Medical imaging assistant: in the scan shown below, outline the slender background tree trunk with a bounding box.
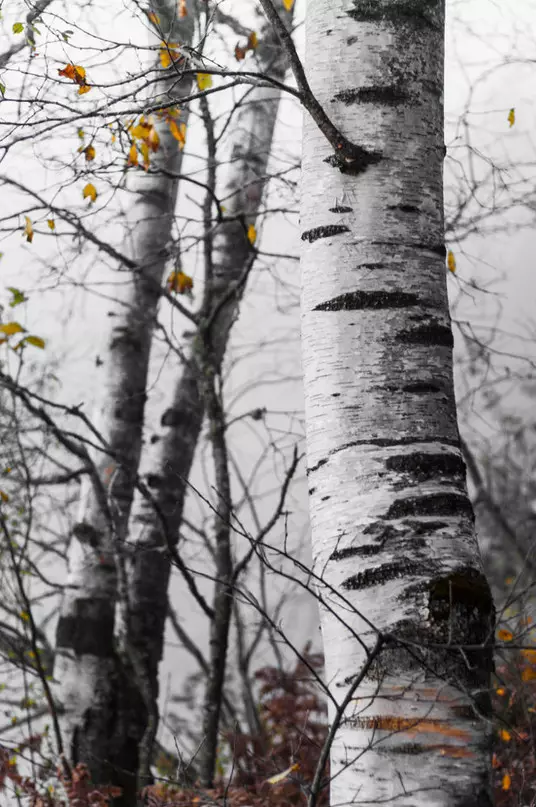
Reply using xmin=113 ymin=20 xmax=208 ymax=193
xmin=300 ymin=1 xmax=494 ymax=805
xmin=53 ymin=1 xmax=195 ymax=797
xmin=125 ymin=0 xmax=295 ymax=785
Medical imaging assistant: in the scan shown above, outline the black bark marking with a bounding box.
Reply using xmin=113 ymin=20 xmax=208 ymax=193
xmin=146 ymin=473 xmax=163 ymax=488
xmin=414 ymin=242 xmax=447 ymax=257
xmin=347 ymin=0 xmax=442 ymax=31
xmin=396 ymin=322 xmax=454 ymax=348
xmin=329 ymin=205 xmax=353 ymax=213
xmin=385 ymin=492 xmax=474 ymax=520
xmin=387 ymin=204 xmax=420 ymax=214
xmin=301 ymin=224 xmax=350 ymax=243
xmin=347 ymin=36 xmax=358 ymax=45
xmin=314 ymin=290 xmax=420 ymax=311
xmin=56 ymin=600 xmax=114 ymax=657
xmin=323 ymin=148 xmax=382 ymax=175
xmin=307 ymin=457 xmax=328 ymax=475
xmin=386 ymin=452 xmax=466 ymax=479
xmin=334 ymin=86 xmax=408 ymax=106
xmin=330 ymin=544 xmax=382 ymax=561
xmin=402 ymin=519 xmax=449 ymax=535
xmin=342 ymin=560 xmax=432 ymax=590
xmin=308 ymin=486 xmax=316 ymax=496
xmin=402 ymin=381 xmax=442 ymax=394
xmin=321 ymin=495 xmax=331 ymax=501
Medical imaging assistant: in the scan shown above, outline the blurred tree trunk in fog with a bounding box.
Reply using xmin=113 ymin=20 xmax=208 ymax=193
xmin=53 ymin=1 xmax=195 ymax=799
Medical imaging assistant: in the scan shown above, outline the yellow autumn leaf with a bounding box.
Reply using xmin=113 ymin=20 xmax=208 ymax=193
xmin=502 ymin=772 xmax=511 ymax=791
xmin=23 ymin=216 xmax=33 ymax=243
xmin=140 ymin=141 xmax=150 ymax=170
xmin=167 ymin=270 xmax=193 ymax=294
xmin=78 ymin=84 xmax=91 ymax=95
xmin=82 ymin=183 xmax=97 ymax=202
xmin=266 ymin=763 xmax=299 ymax=785
xmin=0 ymin=490 xmax=9 ymax=503
xmin=248 ymin=31 xmax=258 ymax=50
xmin=22 ymin=335 xmax=46 ymax=349
xmin=0 ymin=322 xmax=26 ymax=336
xmin=169 ymin=119 xmax=187 ymax=149
xmin=160 ymin=42 xmax=182 ymax=69
xmin=147 ymin=125 xmax=160 ymax=152
xmin=507 ymin=108 xmax=515 ymax=128
xmin=497 ymin=628 xmax=513 ymax=642
xmin=127 ymin=142 xmax=138 ymax=167
xmin=521 ymin=666 xmax=536 ymax=682
xmin=147 ymin=10 xmax=160 ymax=25
xmin=282 ymin=0 xmax=295 ymax=10
xmin=247 ymin=224 xmax=256 ymax=245
xmin=84 ymin=144 xmax=96 ymax=161
xmin=47 ymin=219 xmax=55 ymax=230
xmin=447 ymin=249 xmax=456 ymax=274
xmin=197 ymin=73 xmax=213 ymax=91
xmin=499 ymin=729 xmax=511 ymax=742
xmin=20 ymin=611 xmax=30 ymax=622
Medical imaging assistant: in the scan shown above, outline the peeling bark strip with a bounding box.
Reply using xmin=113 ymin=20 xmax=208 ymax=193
xmin=301 ymin=224 xmax=350 ymax=242
xmin=301 ymin=0 xmax=493 ymax=802
xmin=329 ymin=205 xmax=353 ymax=213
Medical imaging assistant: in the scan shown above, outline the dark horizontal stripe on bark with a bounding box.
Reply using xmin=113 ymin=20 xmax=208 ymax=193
xmin=301 ymin=224 xmax=350 ymax=243
xmin=334 ymin=86 xmax=408 ymax=105
xmin=342 ymin=559 xmax=434 ymax=590
xmin=414 ymin=242 xmax=447 ymax=257
xmin=346 ymin=0 xmax=442 ymax=31
xmin=395 ymin=322 xmax=453 ymax=348
xmin=385 ymin=451 xmax=466 ymax=479
xmin=56 ymin=600 xmax=114 ymax=656
xmin=330 ymin=544 xmax=382 ymax=561
xmin=329 ymin=205 xmax=353 ymax=213
xmin=402 ymin=381 xmax=442 ymax=394
xmin=357 ymin=262 xmax=388 ymax=271
xmin=385 ymin=492 xmax=474 ymax=520
xmin=387 ymin=204 xmax=421 ymax=214
xmin=313 ymin=290 xmax=420 ymax=311
xmin=307 ymin=437 xmax=460 ymax=474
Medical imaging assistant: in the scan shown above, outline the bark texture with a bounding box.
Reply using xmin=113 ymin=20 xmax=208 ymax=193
xmin=125 ymin=0 xmax=294 ymax=781
xmin=300 ymin=2 xmax=494 ymax=805
xmin=53 ymin=1 xmax=195 ymax=798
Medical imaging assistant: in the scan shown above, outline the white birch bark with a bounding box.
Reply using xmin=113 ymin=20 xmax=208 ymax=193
xmin=125 ymin=0 xmax=294 ymax=761
xmin=300 ymin=2 xmax=494 ymax=805
xmin=53 ymin=1 xmax=195 ymax=792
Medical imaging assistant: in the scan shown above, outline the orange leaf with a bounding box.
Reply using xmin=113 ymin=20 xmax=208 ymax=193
xmin=78 ymin=83 xmax=91 ymax=95
xmin=83 ymin=145 xmax=96 ymax=161
xmin=167 ymin=270 xmax=193 ymax=294
xmin=499 ymin=729 xmax=511 ymax=742
xmin=169 ymin=119 xmax=187 ymax=149
xmin=82 ymin=183 xmax=97 ymax=203
xmin=179 ymin=0 xmax=188 ymax=17
xmin=502 ymin=772 xmax=511 ymax=791
xmin=521 ymin=666 xmax=536 ymax=682
xmin=127 ymin=142 xmax=138 ymax=167
xmin=247 ymin=31 xmax=258 ymax=50
xmin=497 ymin=629 xmax=513 ymax=642
xmin=235 ymin=43 xmax=247 ymax=61
xmin=147 ymin=10 xmax=160 ymax=25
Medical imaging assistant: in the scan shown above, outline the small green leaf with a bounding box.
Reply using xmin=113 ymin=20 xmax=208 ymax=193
xmin=0 ymin=83 xmax=5 ymax=98
xmin=8 ymin=288 xmax=26 ymax=308
xmin=12 ymin=22 xmax=24 ymax=34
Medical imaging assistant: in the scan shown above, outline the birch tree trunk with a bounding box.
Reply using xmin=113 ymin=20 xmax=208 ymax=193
xmin=125 ymin=1 xmax=294 ymax=778
xmin=300 ymin=1 xmax=494 ymax=805
xmin=53 ymin=1 xmax=195 ymax=794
